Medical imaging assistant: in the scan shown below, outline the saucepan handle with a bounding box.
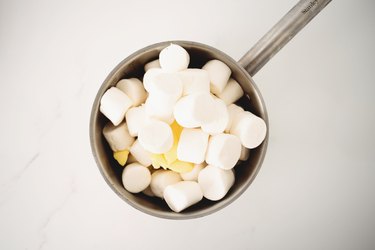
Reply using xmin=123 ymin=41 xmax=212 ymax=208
xmin=239 ymin=0 xmax=332 ymax=77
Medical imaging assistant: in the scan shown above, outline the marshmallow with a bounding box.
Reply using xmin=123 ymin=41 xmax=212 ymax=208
xmin=144 ymin=95 xmax=175 ymax=124
xmin=138 ymin=120 xmax=173 ymax=154
xmin=149 ymin=72 xmax=183 ymax=102
xmin=122 ymin=163 xmax=151 ymax=193
xmin=144 ymin=59 xmax=161 ymax=72
xmin=201 ymin=98 xmax=229 ymax=135
xmin=178 ymin=69 xmax=210 ymax=95
xmin=216 ymin=78 xmax=244 ymax=105
xmin=225 ymin=104 xmax=244 ymax=133
xmin=100 ymin=87 xmax=133 ymax=126
xmin=177 ymin=128 xmax=209 ymax=164
xmin=159 ymin=44 xmax=189 ymax=72
xmin=163 ymin=181 xmax=203 ymax=213
xmin=239 ymin=146 xmax=250 ymax=161
xmin=173 ymin=93 xmax=216 ymax=128
xmin=102 ymin=121 xmax=135 ymax=151
xmin=230 ymin=111 xmax=267 ymax=149
xmin=129 ymin=139 xmax=152 ymax=167
xmin=206 ymin=134 xmax=241 ymax=170
xmin=150 ymin=170 xmax=182 ymax=198
xmin=143 ymin=68 xmax=163 ymax=92
xmin=202 ymin=60 xmax=231 ymax=95
xmin=116 ymin=78 xmax=148 ymax=107
xmin=198 ymin=165 xmax=235 ymax=201
xmin=125 ymin=105 xmax=149 ymax=137
xmin=180 ymin=163 xmax=206 ymax=181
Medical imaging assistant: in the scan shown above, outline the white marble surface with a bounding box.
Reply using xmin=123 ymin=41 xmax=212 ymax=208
xmin=1 ymin=0 xmax=375 ymax=249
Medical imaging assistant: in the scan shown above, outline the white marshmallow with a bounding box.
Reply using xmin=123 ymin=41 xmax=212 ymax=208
xmin=102 ymin=121 xmax=135 ymax=151
xmin=144 ymin=95 xmax=175 ymax=124
xmin=138 ymin=120 xmax=173 ymax=154
xmin=173 ymin=93 xmax=216 ymax=128
xmin=177 ymin=128 xmax=209 ymax=164
xmin=173 ymin=95 xmax=200 ymax=128
xmin=116 ymin=78 xmax=147 ymax=107
xmin=163 ymin=181 xmax=203 ymax=213
xmin=149 ymin=72 xmax=183 ymax=102
xmin=230 ymin=111 xmax=267 ymax=149
xmin=150 ymin=170 xmax=182 ymax=198
xmin=180 ymin=163 xmax=206 ymax=181
xmin=144 ymin=59 xmax=161 ymax=72
xmin=159 ymin=44 xmax=189 ymax=72
xmin=125 ymin=105 xmax=149 ymax=137
xmin=225 ymin=104 xmax=244 ymax=133
xmin=100 ymin=87 xmax=133 ymax=126
xmin=198 ymin=165 xmax=235 ymax=201
xmin=122 ymin=163 xmax=151 ymax=193
xmin=240 ymin=146 xmax=250 ymax=161
xmin=206 ymin=133 xmax=241 ymax=170
xmin=143 ymin=68 xmax=163 ymax=92
xmin=202 ymin=60 xmax=231 ymax=95
xmin=129 ymin=139 xmax=152 ymax=167
xmin=178 ymin=69 xmax=210 ymax=96
xmin=201 ymin=98 xmax=229 ymax=135
xmin=216 ymin=78 xmax=244 ymax=105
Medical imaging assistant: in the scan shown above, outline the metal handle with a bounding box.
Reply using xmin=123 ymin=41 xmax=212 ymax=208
xmin=239 ymin=0 xmax=332 ymax=77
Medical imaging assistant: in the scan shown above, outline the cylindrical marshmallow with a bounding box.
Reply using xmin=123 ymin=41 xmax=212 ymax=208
xmin=150 ymin=170 xmax=182 ymax=198
xmin=122 ymin=163 xmax=151 ymax=193
xmin=144 ymin=59 xmax=161 ymax=72
xmin=125 ymin=105 xmax=149 ymax=137
xmin=129 ymin=139 xmax=152 ymax=167
xmin=201 ymin=98 xmax=229 ymax=135
xmin=159 ymin=44 xmax=189 ymax=72
xmin=198 ymin=165 xmax=235 ymax=201
xmin=205 ymin=133 xmax=241 ymax=170
xmin=178 ymin=69 xmax=210 ymax=96
xmin=116 ymin=78 xmax=148 ymax=107
xmin=102 ymin=121 xmax=135 ymax=151
xmin=239 ymin=146 xmax=250 ymax=161
xmin=230 ymin=111 xmax=267 ymax=149
xmin=173 ymin=93 xmax=216 ymax=128
xmin=163 ymin=181 xmax=203 ymax=213
xmin=143 ymin=68 xmax=164 ymax=92
xmin=202 ymin=60 xmax=231 ymax=95
xmin=225 ymin=104 xmax=244 ymax=133
xmin=216 ymin=78 xmax=244 ymax=105
xmin=144 ymin=95 xmax=175 ymax=124
xmin=173 ymin=95 xmax=200 ymax=128
xmin=148 ymin=72 xmax=183 ymax=102
xmin=100 ymin=87 xmax=133 ymax=126
xmin=177 ymin=128 xmax=209 ymax=164
xmin=180 ymin=163 xmax=206 ymax=181
xmin=138 ymin=120 xmax=173 ymax=154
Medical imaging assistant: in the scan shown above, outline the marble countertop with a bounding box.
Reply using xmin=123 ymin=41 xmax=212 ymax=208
xmin=1 ymin=0 xmax=374 ymax=249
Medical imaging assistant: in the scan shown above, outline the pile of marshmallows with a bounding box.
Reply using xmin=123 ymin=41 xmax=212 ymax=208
xmin=100 ymin=44 xmax=267 ymax=213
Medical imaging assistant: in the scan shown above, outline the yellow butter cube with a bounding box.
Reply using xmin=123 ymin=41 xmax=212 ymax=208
xmin=170 ymin=120 xmax=183 ymax=141
xmin=164 ymin=143 xmax=178 ymax=164
xmin=113 ymin=150 xmax=129 ymax=166
xmin=151 ymin=154 xmax=168 ymax=170
xmin=164 ymin=121 xmax=183 ymax=164
xmin=167 ymin=160 xmax=194 ymax=173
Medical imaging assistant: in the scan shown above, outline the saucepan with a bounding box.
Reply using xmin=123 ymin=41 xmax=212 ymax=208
xmin=90 ymin=0 xmax=331 ymax=219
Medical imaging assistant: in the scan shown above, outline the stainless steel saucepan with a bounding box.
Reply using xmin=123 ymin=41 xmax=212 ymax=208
xmin=90 ymin=0 xmax=332 ymax=219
